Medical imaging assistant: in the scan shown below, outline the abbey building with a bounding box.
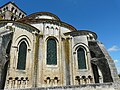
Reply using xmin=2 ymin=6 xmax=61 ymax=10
xmin=0 ymin=2 xmax=119 ymax=89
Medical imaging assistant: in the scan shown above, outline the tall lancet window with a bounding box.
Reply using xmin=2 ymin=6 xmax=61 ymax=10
xmin=47 ymin=38 xmax=57 ymax=65
xmin=17 ymin=41 xmax=27 ymax=70
xmin=77 ymin=47 xmax=86 ymax=69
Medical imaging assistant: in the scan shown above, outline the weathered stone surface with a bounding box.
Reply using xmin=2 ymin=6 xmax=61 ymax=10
xmin=4 ymin=83 xmax=118 ymax=90
xmin=0 ymin=2 xmax=119 ymax=90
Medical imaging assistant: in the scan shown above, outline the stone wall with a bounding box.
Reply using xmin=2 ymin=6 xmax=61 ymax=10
xmin=5 ymin=82 xmax=120 ymax=90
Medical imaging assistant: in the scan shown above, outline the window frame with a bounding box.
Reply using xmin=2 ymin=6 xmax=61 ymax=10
xmin=77 ymin=47 xmax=87 ymax=69
xmin=73 ymin=44 xmax=89 ymax=71
xmin=45 ymin=37 xmax=58 ymax=67
xmin=46 ymin=38 xmax=57 ymax=65
xmin=16 ymin=40 xmax=28 ymax=70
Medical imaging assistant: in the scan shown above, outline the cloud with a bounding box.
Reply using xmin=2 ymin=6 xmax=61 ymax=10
xmin=117 ymin=67 xmax=120 ymax=74
xmin=108 ymin=45 xmax=120 ymax=52
xmin=114 ymin=59 xmax=119 ymax=63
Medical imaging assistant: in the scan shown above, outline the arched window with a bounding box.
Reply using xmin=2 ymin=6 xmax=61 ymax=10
xmin=77 ymin=47 xmax=86 ymax=69
xmin=15 ymin=9 xmax=17 ymax=14
xmin=47 ymin=38 xmax=57 ymax=65
xmin=22 ymin=15 xmax=24 ymax=18
xmin=6 ymin=7 xmax=8 ymax=10
xmin=11 ymin=7 xmax=14 ymax=12
xmin=19 ymin=13 xmax=21 ymax=17
xmin=11 ymin=15 xmax=14 ymax=20
xmin=17 ymin=41 xmax=27 ymax=70
xmin=46 ymin=26 xmax=49 ymax=34
xmin=3 ymin=8 xmax=5 ymax=11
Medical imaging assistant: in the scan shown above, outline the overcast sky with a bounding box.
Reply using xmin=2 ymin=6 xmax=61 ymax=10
xmin=0 ymin=0 xmax=120 ymax=74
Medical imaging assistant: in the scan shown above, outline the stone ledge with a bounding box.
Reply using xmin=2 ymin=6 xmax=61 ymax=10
xmin=4 ymin=83 xmax=118 ymax=90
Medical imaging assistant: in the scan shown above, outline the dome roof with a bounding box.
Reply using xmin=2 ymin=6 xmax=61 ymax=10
xmin=19 ymin=12 xmax=61 ymax=21
xmin=18 ymin=12 xmax=77 ymax=31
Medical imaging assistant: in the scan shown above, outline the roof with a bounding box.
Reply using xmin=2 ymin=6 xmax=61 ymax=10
xmin=0 ymin=20 xmax=40 ymax=33
xmin=0 ymin=1 xmax=26 ymax=15
xmin=18 ymin=12 xmax=77 ymax=31
xmin=64 ymin=30 xmax=97 ymax=40
xmin=19 ymin=12 xmax=60 ymax=21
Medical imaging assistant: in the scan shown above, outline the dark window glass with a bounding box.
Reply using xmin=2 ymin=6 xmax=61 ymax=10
xmin=77 ymin=48 xmax=86 ymax=69
xmin=47 ymin=38 xmax=57 ymax=65
xmin=17 ymin=41 xmax=27 ymax=70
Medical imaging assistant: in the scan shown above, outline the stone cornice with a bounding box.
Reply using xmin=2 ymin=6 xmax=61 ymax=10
xmin=18 ymin=19 xmax=77 ymax=31
xmin=0 ymin=20 xmax=40 ymax=33
xmin=64 ymin=30 xmax=97 ymax=40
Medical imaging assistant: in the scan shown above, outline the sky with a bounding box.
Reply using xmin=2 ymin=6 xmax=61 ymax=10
xmin=0 ymin=0 xmax=120 ymax=74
